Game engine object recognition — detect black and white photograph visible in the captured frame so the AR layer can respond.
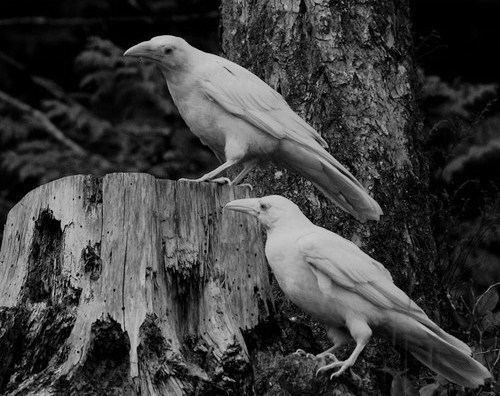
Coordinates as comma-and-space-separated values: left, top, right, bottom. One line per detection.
0, 0, 499, 394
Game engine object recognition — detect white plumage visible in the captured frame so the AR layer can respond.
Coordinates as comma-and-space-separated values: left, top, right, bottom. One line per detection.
124, 35, 382, 222
225, 195, 491, 388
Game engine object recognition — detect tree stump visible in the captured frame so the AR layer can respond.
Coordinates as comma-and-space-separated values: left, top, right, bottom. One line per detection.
0, 173, 272, 395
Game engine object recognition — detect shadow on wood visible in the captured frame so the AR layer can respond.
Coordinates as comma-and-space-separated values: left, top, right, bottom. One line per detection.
0, 173, 272, 395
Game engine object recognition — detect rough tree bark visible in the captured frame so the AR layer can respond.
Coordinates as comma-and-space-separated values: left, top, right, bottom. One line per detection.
0, 173, 271, 395
0, 2, 442, 394
220, 0, 439, 393
221, 0, 436, 280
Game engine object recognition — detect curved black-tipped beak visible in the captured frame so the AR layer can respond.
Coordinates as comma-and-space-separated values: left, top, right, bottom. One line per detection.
224, 198, 260, 217
123, 41, 161, 61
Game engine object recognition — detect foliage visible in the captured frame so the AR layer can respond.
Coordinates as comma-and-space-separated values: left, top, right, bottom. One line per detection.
0, 36, 217, 234
0, 4, 498, 392
420, 71, 500, 392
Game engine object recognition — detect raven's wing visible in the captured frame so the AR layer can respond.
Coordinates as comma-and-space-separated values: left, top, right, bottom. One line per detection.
199, 55, 329, 150
298, 228, 468, 352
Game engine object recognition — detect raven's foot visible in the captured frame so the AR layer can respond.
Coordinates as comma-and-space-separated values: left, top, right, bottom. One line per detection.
293, 349, 315, 359
236, 183, 253, 190
178, 177, 231, 184
209, 177, 231, 184
315, 352, 339, 368
178, 177, 253, 189
316, 358, 354, 379
316, 351, 339, 361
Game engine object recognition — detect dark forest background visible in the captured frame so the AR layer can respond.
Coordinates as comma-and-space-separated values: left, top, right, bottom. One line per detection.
1, 0, 500, 386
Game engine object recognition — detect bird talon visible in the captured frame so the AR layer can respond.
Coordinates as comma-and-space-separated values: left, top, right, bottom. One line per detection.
316, 359, 352, 380
178, 177, 232, 184
210, 177, 232, 185
292, 349, 315, 359
315, 352, 338, 368
293, 349, 307, 357
329, 364, 350, 379
316, 352, 338, 362
237, 183, 253, 190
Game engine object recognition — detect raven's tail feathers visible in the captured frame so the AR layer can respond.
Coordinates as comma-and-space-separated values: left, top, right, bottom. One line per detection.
404, 322, 491, 388
276, 140, 383, 222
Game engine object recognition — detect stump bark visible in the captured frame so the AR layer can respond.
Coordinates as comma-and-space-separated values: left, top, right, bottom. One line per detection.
0, 173, 272, 395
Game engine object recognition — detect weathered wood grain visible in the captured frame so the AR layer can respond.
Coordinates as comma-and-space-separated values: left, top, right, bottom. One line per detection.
0, 173, 271, 395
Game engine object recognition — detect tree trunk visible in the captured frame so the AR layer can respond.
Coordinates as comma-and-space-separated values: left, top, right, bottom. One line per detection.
220, 0, 438, 392
221, 0, 435, 281
0, 2, 442, 393
0, 173, 271, 395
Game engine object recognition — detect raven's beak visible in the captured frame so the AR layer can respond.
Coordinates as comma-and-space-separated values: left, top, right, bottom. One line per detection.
224, 198, 260, 217
123, 40, 160, 61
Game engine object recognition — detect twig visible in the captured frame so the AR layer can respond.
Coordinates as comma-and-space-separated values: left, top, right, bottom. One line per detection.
0, 89, 86, 155
0, 13, 218, 27
475, 348, 500, 355
0, 50, 77, 104
491, 337, 500, 370
0, 56, 114, 170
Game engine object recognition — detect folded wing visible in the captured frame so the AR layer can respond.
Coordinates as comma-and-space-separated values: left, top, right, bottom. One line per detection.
199, 56, 382, 221
201, 55, 329, 145
298, 229, 471, 354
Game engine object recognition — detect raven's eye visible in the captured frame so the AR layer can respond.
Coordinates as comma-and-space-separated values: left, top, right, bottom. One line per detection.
164, 48, 173, 54
260, 203, 269, 210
